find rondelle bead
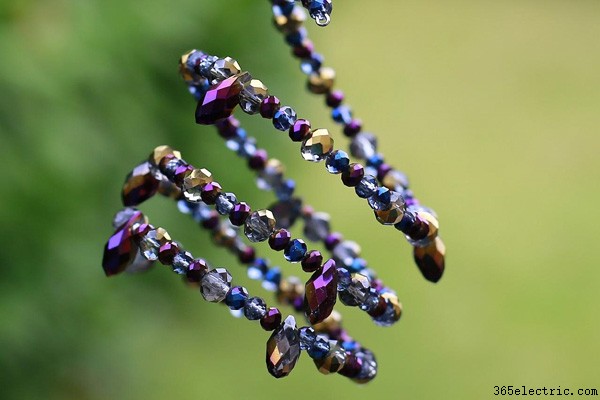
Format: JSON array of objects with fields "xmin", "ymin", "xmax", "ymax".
[
  {"xmin": 407, "ymin": 211, "xmax": 439, "ymax": 247},
  {"xmin": 413, "ymin": 237, "xmax": 446, "ymax": 283},
  {"xmin": 270, "ymin": 198, "xmax": 302, "ymax": 229},
  {"xmin": 372, "ymin": 293, "xmax": 402, "ymax": 327},
  {"xmin": 338, "ymin": 273, "xmax": 371, "ymax": 307},
  {"xmin": 301, "ymin": 250, "xmax": 323, "ymax": 273},
  {"xmin": 308, "ymin": 67, "xmax": 335, "ymax": 94},
  {"xmin": 149, "ymin": 145, "xmax": 181, "ymax": 167},
  {"xmin": 368, "ymin": 187, "xmax": 392, "ymax": 211},
  {"xmin": 240, "ymin": 79, "xmax": 269, "ymax": 114},
  {"xmin": 289, "ymin": 119, "xmax": 312, "ymax": 142},
  {"xmin": 341, "ymin": 163, "xmax": 365, "ymax": 187},
  {"xmin": 209, "ymin": 57, "xmax": 241, "ymax": 81},
  {"xmin": 304, "ymin": 212, "xmax": 331, "ymax": 242},
  {"xmin": 332, "ymin": 240, "xmax": 360, "ymax": 269},
  {"xmin": 257, "ymin": 158, "xmax": 285, "ymax": 190},
  {"xmin": 325, "ymin": 150, "xmax": 350, "ymax": 174},
  {"xmin": 374, "ymin": 191, "xmax": 405, "ymax": 225},
  {"xmin": 273, "ymin": 106, "xmax": 297, "ymax": 131},
  {"xmin": 269, "ymin": 229, "xmax": 292, "ymax": 251},
  {"xmin": 355, "ymin": 175, "xmax": 378, "ymax": 198},
  {"xmin": 200, "ymin": 268, "xmax": 233, "ymax": 302},
  {"xmin": 215, "ymin": 192, "xmax": 237, "ymax": 215},
  {"xmin": 266, "ymin": 315, "xmax": 301, "ymax": 378},
  {"xmin": 352, "ymin": 350, "xmax": 378, "ymax": 384},
  {"xmin": 324, "ymin": 232, "xmax": 342, "ymax": 251},
  {"xmin": 314, "ymin": 342, "xmax": 347, "ymax": 374},
  {"xmin": 139, "ymin": 227, "xmax": 171, "ymax": 261},
  {"xmin": 238, "ymin": 246, "xmax": 256, "ymax": 265},
  {"xmin": 200, "ymin": 181, "xmax": 222, "ymax": 205},
  {"xmin": 157, "ymin": 241, "xmax": 180, "ymax": 265},
  {"xmin": 284, "ymin": 239, "xmax": 307, "ymax": 262},
  {"xmin": 172, "ymin": 251, "xmax": 193, "ymax": 275},
  {"xmin": 248, "ymin": 149, "xmax": 268, "ymax": 171},
  {"xmin": 182, "ymin": 168, "xmax": 213, "ymax": 202},
  {"xmin": 229, "ymin": 202, "xmax": 251, "ymax": 226},
  {"xmin": 260, "ymin": 307, "xmax": 283, "ymax": 331},
  {"xmin": 350, "ymin": 132, "xmax": 377, "ymax": 160},
  {"xmin": 301, "ymin": 129, "xmax": 334, "ymax": 162},
  {"xmin": 307, "ymin": 335, "xmax": 330, "ymax": 359},
  {"xmin": 299, "ymin": 326, "xmax": 317, "ymax": 350},
  {"xmin": 300, "ymin": 53, "xmax": 323, "ymax": 75},
  {"xmin": 244, "ymin": 297, "xmax": 268, "ymax": 320},
  {"xmin": 343, "ymin": 119, "xmax": 362, "ymax": 137},
  {"xmin": 332, "ymin": 105, "xmax": 352, "ymax": 125},
  {"xmin": 260, "ymin": 95, "xmax": 281, "ymax": 119},
  {"xmin": 195, "ymin": 75, "xmax": 244, "ymax": 125},
  {"xmin": 244, "ymin": 209, "xmax": 276, "ymax": 242},
  {"xmin": 186, "ymin": 258, "xmax": 209, "ymax": 284},
  {"xmin": 273, "ymin": 5, "xmax": 306, "ymax": 34},
  {"xmin": 225, "ymin": 286, "xmax": 249, "ymax": 310},
  {"xmin": 382, "ymin": 169, "xmax": 410, "ymax": 192},
  {"xmin": 326, "ymin": 90, "xmax": 344, "ymax": 108},
  {"xmin": 179, "ymin": 50, "xmax": 202, "ymax": 83}
]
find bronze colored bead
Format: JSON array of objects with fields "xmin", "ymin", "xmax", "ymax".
[
  {"xmin": 212, "ymin": 225, "xmax": 237, "ymax": 248},
  {"xmin": 312, "ymin": 310, "xmax": 342, "ymax": 334},
  {"xmin": 273, "ymin": 6, "xmax": 306, "ymax": 34},
  {"xmin": 413, "ymin": 237, "xmax": 446, "ymax": 283},
  {"xmin": 374, "ymin": 192, "xmax": 405, "ymax": 225},
  {"xmin": 418, "ymin": 211, "xmax": 439, "ymax": 242},
  {"xmin": 308, "ymin": 67, "xmax": 335, "ymax": 95},
  {"xmin": 277, "ymin": 276, "xmax": 304, "ymax": 305},
  {"xmin": 149, "ymin": 145, "xmax": 181, "ymax": 167},
  {"xmin": 300, "ymin": 129, "xmax": 334, "ymax": 162},
  {"xmin": 382, "ymin": 170, "xmax": 409, "ymax": 192},
  {"xmin": 179, "ymin": 50, "xmax": 195, "ymax": 82},
  {"xmin": 314, "ymin": 342, "xmax": 347, "ymax": 374},
  {"xmin": 182, "ymin": 168, "xmax": 213, "ymax": 202},
  {"xmin": 157, "ymin": 179, "xmax": 182, "ymax": 199},
  {"xmin": 381, "ymin": 293, "xmax": 402, "ymax": 322},
  {"xmin": 122, "ymin": 162, "xmax": 159, "ymax": 207}
]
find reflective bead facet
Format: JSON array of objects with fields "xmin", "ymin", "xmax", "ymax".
[
  {"xmin": 372, "ymin": 293, "xmax": 403, "ymax": 327},
  {"xmin": 200, "ymin": 268, "xmax": 233, "ymax": 302},
  {"xmin": 149, "ymin": 145, "xmax": 181, "ymax": 167},
  {"xmin": 374, "ymin": 191, "xmax": 405, "ymax": 225},
  {"xmin": 341, "ymin": 163, "xmax": 365, "ymax": 187},
  {"xmin": 195, "ymin": 75, "xmax": 243, "ymax": 124},
  {"xmin": 244, "ymin": 297, "xmax": 268, "ymax": 320},
  {"xmin": 325, "ymin": 150, "xmax": 350, "ymax": 174},
  {"xmin": 244, "ymin": 209, "xmax": 276, "ymax": 243},
  {"xmin": 225, "ymin": 286, "xmax": 249, "ymax": 310},
  {"xmin": 304, "ymin": 212, "xmax": 331, "ymax": 242},
  {"xmin": 239, "ymin": 79, "xmax": 268, "ymax": 114},
  {"xmin": 382, "ymin": 169, "xmax": 410, "ymax": 192},
  {"xmin": 261, "ymin": 307, "xmax": 282, "ymax": 331},
  {"xmin": 339, "ymin": 273, "xmax": 371, "ymax": 307},
  {"xmin": 355, "ymin": 175, "xmax": 378, "ymax": 198},
  {"xmin": 273, "ymin": 106, "xmax": 297, "ymax": 131},
  {"xmin": 301, "ymin": 129, "xmax": 334, "ymax": 162},
  {"xmin": 102, "ymin": 211, "xmax": 145, "ymax": 276},
  {"xmin": 304, "ymin": 259, "xmax": 338, "ymax": 324},
  {"xmin": 209, "ymin": 57, "xmax": 241, "ymax": 81},
  {"xmin": 266, "ymin": 315, "xmax": 301, "ymax": 378},
  {"xmin": 182, "ymin": 168, "xmax": 213, "ymax": 202},
  {"xmin": 139, "ymin": 227, "xmax": 171, "ymax": 261},
  {"xmin": 122, "ymin": 162, "xmax": 160, "ymax": 207},
  {"xmin": 284, "ymin": 239, "xmax": 307, "ymax": 262},
  {"xmin": 308, "ymin": 67, "xmax": 335, "ymax": 94},
  {"xmin": 350, "ymin": 132, "xmax": 377, "ymax": 160},
  {"xmin": 413, "ymin": 237, "xmax": 446, "ymax": 283},
  {"xmin": 314, "ymin": 342, "xmax": 347, "ymax": 374}
]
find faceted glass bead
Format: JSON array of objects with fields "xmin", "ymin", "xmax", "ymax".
[
  {"xmin": 200, "ymin": 268, "xmax": 233, "ymax": 302},
  {"xmin": 269, "ymin": 198, "xmax": 302, "ymax": 229},
  {"xmin": 269, "ymin": 229, "xmax": 292, "ymax": 251},
  {"xmin": 301, "ymin": 250, "xmax": 323, "ymax": 273},
  {"xmin": 383, "ymin": 169, "xmax": 410, "ymax": 192},
  {"xmin": 215, "ymin": 192, "xmax": 237, "ymax": 215},
  {"xmin": 122, "ymin": 162, "xmax": 160, "ymax": 207},
  {"xmin": 304, "ymin": 259, "xmax": 338, "ymax": 324},
  {"xmin": 300, "ymin": 53, "xmax": 323, "ymax": 75},
  {"xmin": 225, "ymin": 286, "xmax": 249, "ymax": 310},
  {"xmin": 344, "ymin": 119, "xmax": 362, "ymax": 137},
  {"xmin": 256, "ymin": 158, "xmax": 284, "ymax": 191},
  {"xmin": 209, "ymin": 56, "xmax": 241, "ymax": 81},
  {"xmin": 326, "ymin": 90, "xmax": 344, "ymax": 108},
  {"xmin": 229, "ymin": 202, "xmax": 251, "ymax": 226},
  {"xmin": 182, "ymin": 168, "xmax": 213, "ymax": 202},
  {"xmin": 263, "ymin": 267, "xmax": 282, "ymax": 292},
  {"xmin": 301, "ymin": 129, "xmax": 334, "ymax": 162},
  {"xmin": 273, "ymin": 5, "xmax": 306, "ymax": 34},
  {"xmin": 336, "ymin": 267, "xmax": 352, "ymax": 291},
  {"xmin": 158, "ymin": 241, "xmax": 179, "ymax": 265},
  {"xmin": 239, "ymin": 79, "xmax": 268, "ymax": 114},
  {"xmin": 124, "ymin": 250, "xmax": 154, "ymax": 274},
  {"xmin": 284, "ymin": 239, "xmax": 307, "ymax": 262},
  {"xmin": 273, "ymin": 106, "xmax": 297, "ymax": 131},
  {"xmin": 112, "ymin": 208, "xmax": 139, "ymax": 230},
  {"xmin": 247, "ymin": 258, "xmax": 269, "ymax": 280},
  {"xmin": 261, "ymin": 307, "xmax": 283, "ymax": 331},
  {"xmin": 332, "ymin": 240, "xmax": 361, "ymax": 269},
  {"xmin": 372, "ymin": 293, "xmax": 402, "ymax": 327},
  {"xmin": 339, "ymin": 273, "xmax": 371, "ymax": 307},
  {"xmin": 407, "ymin": 211, "xmax": 439, "ymax": 247},
  {"xmin": 244, "ymin": 209, "xmax": 276, "ymax": 243},
  {"xmin": 266, "ymin": 315, "xmax": 301, "ymax": 378},
  {"xmin": 102, "ymin": 211, "xmax": 145, "ymax": 276},
  {"xmin": 332, "ymin": 105, "xmax": 352, "ymax": 125},
  {"xmin": 350, "ymin": 133, "xmax": 377, "ymax": 160},
  {"xmin": 355, "ymin": 175, "xmax": 378, "ymax": 199},
  {"xmin": 314, "ymin": 342, "xmax": 347, "ymax": 374},
  {"xmin": 368, "ymin": 187, "xmax": 392, "ymax": 211},
  {"xmin": 312, "ymin": 310, "xmax": 342, "ymax": 334},
  {"xmin": 274, "ymin": 179, "xmax": 295, "ymax": 201},
  {"xmin": 413, "ymin": 237, "xmax": 445, "ymax": 283},
  {"xmin": 186, "ymin": 258, "xmax": 209, "ymax": 284},
  {"xmin": 179, "ymin": 50, "xmax": 198, "ymax": 82},
  {"xmin": 244, "ymin": 297, "xmax": 268, "ymax": 320},
  {"xmin": 325, "ymin": 150, "xmax": 350, "ymax": 174},
  {"xmin": 172, "ymin": 251, "xmax": 193, "ymax": 275},
  {"xmin": 307, "ymin": 335, "xmax": 330, "ymax": 359},
  {"xmin": 374, "ymin": 191, "xmax": 406, "ymax": 225},
  {"xmin": 308, "ymin": 67, "xmax": 335, "ymax": 94},
  {"xmin": 276, "ymin": 276, "xmax": 304, "ymax": 306},
  {"xmin": 195, "ymin": 75, "xmax": 243, "ymax": 124},
  {"xmin": 353, "ymin": 350, "xmax": 378, "ymax": 384},
  {"xmin": 139, "ymin": 228, "xmax": 171, "ymax": 261},
  {"xmin": 200, "ymin": 181, "xmax": 222, "ymax": 205},
  {"xmin": 149, "ymin": 145, "xmax": 181, "ymax": 167},
  {"xmin": 341, "ymin": 163, "xmax": 365, "ymax": 187},
  {"xmin": 198, "ymin": 54, "xmax": 217, "ymax": 78},
  {"xmin": 260, "ymin": 95, "xmax": 281, "ymax": 119},
  {"xmin": 303, "ymin": 212, "xmax": 331, "ymax": 242},
  {"xmin": 299, "ymin": 326, "xmax": 317, "ymax": 350},
  {"xmin": 289, "ymin": 119, "xmax": 311, "ymax": 142}
]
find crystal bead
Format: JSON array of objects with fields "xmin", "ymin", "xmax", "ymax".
[
  {"xmin": 263, "ymin": 267, "xmax": 282, "ymax": 292},
  {"xmin": 215, "ymin": 192, "xmax": 237, "ymax": 215},
  {"xmin": 269, "ymin": 228, "xmax": 292, "ymax": 251},
  {"xmin": 195, "ymin": 75, "xmax": 243, "ymax": 124},
  {"xmin": 383, "ymin": 169, "xmax": 410, "ymax": 192},
  {"xmin": 273, "ymin": 5, "xmax": 306, "ymax": 34},
  {"xmin": 372, "ymin": 293, "xmax": 402, "ymax": 326},
  {"xmin": 301, "ymin": 250, "xmax": 323, "ymax": 273},
  {"xmin": 407, "ymin": 211, "xmax": 439, "ymax": 247},
  {"xmin": 266, "ymin": 315, "xmax": 301, "ymax": 379},
  {"xmin": 200, "ymin": 182, "xmax": 222, "ymax": 205},
  {"xmin": 324, "ymin": 232, "xmax": 342, "ymax": 251},
  {"xmin": 353, "ymin": 350, "xmax": 378, "ymax": 384},
  {"xmin": 289, "ymin": 119, "xmax": 311, "ymax": 142},
  {"xmin": 368, "ymin": 187, "xmax": 392, "ymax": 210},
  {"xmin": 332, "ymin": 240, "xmax": 361, "ymax": 269},
  {"xmin": 229, "ymin": 202, "xmax": 251, "ymax": 226},
  {"xmin": 273, "ymin": 106, "xmax": 297, "ymax": 131},
  {"xmin": 158, "ymin": 241, "xmax": 179, "ymax": 265},
  {"xmin": 303, "ymin": 212, "xmax": 331, "ymax": 242},
  {"xmin": 122, "ymin": 162, "xmax": 159, "ymax": 207},
  {"xmin": 285, "ymin": 26, "xmax": 306, "ymax": 46},
  {"xmin": 248, "ymin": 149, "xmax": 268, "ymax": 170},
  {"xmin": 339, "ymin": 273, "xmax": 371, "ymax": 307},
  {"xmin": 336, "ymin": 267, "xmax": 352, "ymax": 291},
  {"xmin": 112, "ymin": 208, "xmax": 139, "ymax": 230},
  {"xmin": 225, "ymin": 286, "xmax": 249, "ymax": 310},
  {"xmin": 212, "ymin": 224, "xmax": 237, "ymax": 247},
  {"xmin": 186, "ymin": 258, "xmax": 209, "ymax": 284},
  {"xmin": 355, "ymin": 175, "xmax": 378, "ymax": 198},
  {"xmin": 269, "ymin": 198, "xmax": 302, "ymax": 229},
  {"xmin": 149, "ymin": 145, "xmax": 181, "ymax": 167},
  {"xmin": 350, "ymin": 133, "xmax": 377, "ymax": 160},
  {"xmin": 341, "ymin": 163, "xmax": 364, "ymax": 186},
  {"xmin": 293, "ymin": 38, "xmax": 314, "ymax": 58},
  {"xmin": 197, "ymin": 54, "xmax": 217, "ymax": 78},
  {"xmin": 304, "ymin": 259, "xmax": 338, "ymax": 324},
  {"xmin": 413, "ymin": 237, "xmax": 445, "ymax": 283},
  {"xmin": 139, "ymin": 228, "xmax": 171, "ymax": 261},
  {"xmin": 182, "ymin": 168, "xmax": 213, "ymax": 202},
  {"xmin": 284, "ymin": 239, "xmax": 307, "ymax": 262},
  {"xmin": 308, "ymin": 0, "xmax": 333, "ymax": 26},
  {"xmin": 200, "ymin": 268, "xmax": 232, "ymax": 302},
  {"xmin": 307, "ymin": 335, "xmax": 330, "ymax": 359},
  {"xmin": 209, "ymin": 57, "xmax": 241, "ymax": 81},
  {"xmin": 260, "ymin": 307, "xmax": 282, "ymax": 331},
  {"xmin": 160, "ymin": 156, "xmax": 186, "ymax": 181},
  {"xmin": 314, "ymin": 342, "xmax": 347, "ymax": 374},
  {"xmin": 325, "ymin": 150, "xmax": 350, "ymax": 174},
  {"xmin": 308, "ymin": 67, "xmax": 335, "ymax": 94},
  {"xmin": 332, "ymin": 105, "xmax": 352, "ymax": 124},
  {"xmin": 300, "ymin": 53, "xmax": 323, "ymax": 75},
  {"xmin": 256, "ymin": 158, "xmax": 284, "ymax": 191},
  {"xmin": 299, "ymin": 326, "xmax": 317, "ymax": 350},
  {"xmin": 374, "ymin": 191, "xmax": 405, "ymax": 225},
  {"xmin": 260, "ymin": 95, "xmax": 281, "ymax": 119},
  {"xmin": 326, "ymin": 90, "xmax": 344, "ymax": 108},
  {"xmin": 344, "ymin": 119, "xmax": 362, "ymax": 137},
  {"xmin": 102, "ymin": 211, "xmax": 145, "ymax": 276},
  {"xmin": 301, "ymin": 129, "xmax": 334, "ymax": 162},
  {"xmin": 179, "ymin": 50, "xmax": 201, "ymax": 83},
  {"xmin": 359, "ymin": 288, "xmax": 380, "ymax": 312},
  {"xmin": 244, "ymin": 297, "xmax": 268, "ymax": 320},
  {"xmin": 172, "ymin": 251, "xmax": 193, "ymax": 275},
  {"xmin": 243, "ymin": 209, "xmax": 276, "ymax": 243},
  {"xmin": 247, "ymin": 258, "xmax": 269, "ymax": 280},
  {"xmin": 239, "ymin": 79, "xmax": 268, "ymax": 114},
  {"xmin": 274, "ymin": 179, "xmax": 295, "ymax": 201}
]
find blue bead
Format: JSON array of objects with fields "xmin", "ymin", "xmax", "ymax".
[
  {"xmin": 366, "ymin": 153, "xmax": 384, "ymax": 168},
  {"xmin": 342, "ymin": 340, "xmax": 359, "ymax": 352},
  {"xmin": 275, "ymin": 179, "xmax": 295, "ymax": 201},
  {"xmin": 279, "ymin": 1, "xmax": 295, "ymax": 15},
  {"xmin": 355, "ymin": 175, "xmax": 378, "ymax": 198},
  {"xmin": 325, "ymin": 150, "xmax": 350, "ymax": 174},
  {"xmin": 309, "ymin": 0, "xmax": 333, "ymax": 14},
  {"xmin": 225, "ymin": 286, "xmax": 249, "ymax": 310},
  {"xmin": 262, "ymin": 267, "xmax": 282, "ymax": 292},
  {"xmin": 307, "ymin": 335, "xmax": 330, "ymax": 359},
  {"xmin": 247, "ymin": 258, "xmax": 269, "ymax": 280},
  {"xmin": 285, "ymin": 27, "xmax": 307, "ymax": 46},
  {"xmin": 368, "ymin": 187, "xmax": 392, "ymax": 210},
  {"xmin": 299, "ymin": 326, "xmax": 317, "ymax": 350},
  {"xmin": 332, "ymin": 105, "xmax": 352, "ymax": 124},
  {"xmin": 336, "ymin": 267, "xmax": 351, "ymax": 291},
  {"xmin": 273, "ymin": 106, "xmax": 297, "ymax": 131},
  {"xmin": 300, "ymin": 53, "xmax": 323, "ymax": 75},
  {"xmin": 284, "ymin": 239, "xmax": 307, "ymax": 262},
  {"xmin": 243, "ymin": 297, "xmax": 267, "ymax": 320},
  {"xmin": 177, "ymin": 199, "xmax": 197, "ymax": 215},
  {"xmin": 348, "ymin": 257, "xmax": 367, "ymax": 273},
  {"xmin": 394, "ymin": 210, "xmax": 417, "ymax": 233},
  {"xmin": 215, "ymin": 192, "xmax": 237, "ymax": 215}
]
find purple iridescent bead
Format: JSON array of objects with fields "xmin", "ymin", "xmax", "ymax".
[{"xmin": 341, "ymin": 163, "xmax": 365, "ymax": 187}]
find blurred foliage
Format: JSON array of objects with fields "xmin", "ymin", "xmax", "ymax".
[{"xmin": 1, "ymin": 0, "xmax": 599, "ymax": 399}]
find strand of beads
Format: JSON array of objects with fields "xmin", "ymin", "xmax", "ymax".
[
  {"xmin": 267, "ymin": 3, "xmax": 446, "ymax": 282},
  {"xmin": 101, "ymin": 207, "xmax": 376, "ymax": 382}
]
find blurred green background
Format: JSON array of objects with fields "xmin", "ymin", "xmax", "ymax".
[{"xmin": 1, "ymin": 0, "xmax": 599, "ymax": 398}]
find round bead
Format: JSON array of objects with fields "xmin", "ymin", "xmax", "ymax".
[
  {"xmin": 200, "ymin": 268, "xmax": 233, "ymax": 302},
  {"xmin": 289, "ymin": 119, "xmax": 312, "ymax": 142},
  {"xmin": 199, "ymin": 181, "xmax": 222, "ymax": 204},
  {"xmin": 301, "ymin": 250, "xmax": 323, "ymax": 272},
  {"xmin": 229, "ymin": 202, "xmax": 251, "ymax": 226},
  {"xmin": 244, "ymin": 209, "xmax": 276, "ymax": 243},
  {"xmin": 248, "ymin": 149, "xmax": 268, "ymax": 170},
  {"xmin": 324, "ymin": 232, "xmax": 342, "ymax": 251},
  {"xmin": 260, "ymin": 95, "xmax": 281, "ymax": 119},
  {"xmin": 171, "ymin": 250, "xmax": 193, "ymax": 275},
  {"xmin": 350, "ymin": 133, "xmax": 377, "ymax": 160},
  {"xmin": 273, "ymin": 106, "xmax": 297, "ymax": 131},
  {"xmin": 238, "ymin": 246, "xmax": 256, "ymax": 265},
  {"xmin": 149, "ymin": 145, "xmax": 181, "ymax": 167},
  {"xmin": 301, "ymin": 129, "xmax": 334, "ymax": 162},
  {"xmin": 293, "ymin": 39, "xmax": 314, "ymax": 58},
  {"xmin": 372, "ymin": 293, "xmax": 402, "ymax": 327},
  {"xmin": 341, "ymin": 163, "xmax": 365, "ymax": 187},
  {"xmin": 368, "ymin": 187, "xmax": 392, "ymax": 210},
  {"xmin": 332, "ymin": 105, "xmax": 352, "ymax": 125},
  {"xmin": 182, "ymin": 168, "xmax": 214, "ymax": 202},
  {"xmin": 158, "ymin": 242, "xmax": 179, "ymax": 265},
  {"xmin": 299, "ymin": 326, "xmax": 317, "ymax": 350},
  {"xmin": 325, "ymin": 150, "xmax": 350, "ymax": 174},
  {"xmin": 225, "ymin": 286, "xmax": 249, "ymax": 310},
  {"xmin": 215, "ymin": 192, "xmax": 237, "ymax": 215},
  {"xmin": 308, "ymin": 67, "xmax": 335, "ymax": 94},
  {"xmin": 300, "ymin": 53, "xmax": 323, "ymax": 75},
  {"xmin": 332, "ymin": 240, "xmax": 360, "ymax": 269},
  {"xmin": 243, "ymin": 297, "xmax": 268, "ymax": 320},
  {"xmin": 186, "ymin": 258, "xmax": 209, "ymax": 284},
  {"xmin": 269, "ymin": 229, "xmax": 292, "ymax": 251},
  {"xmin": 374, "ymin": 191, "xmax": 405, "ymax": 225},
  {"xmin": 338, "ymin": 273, "xmax": 371, "ymax": 307},
  {"xmin": 261, "ymin": 307, "xmax": 283, "ymax": 331},
  {"xmin": 240, "ymin": 79, "xmax": 269, "ymax": 114},
  {"xmin": 314, "ymin": 342, "xmax": 347, "ymax": 374},
  {"xmin": 343, "ymin": 119, "xmax": 362, "ymax": 137},
  {"xmin": 284, "ymin": 239, "xmax": 307, "ymax": 263},
  {"xmin": 209, "ymin": 56, "xmax": 241, "ymax": 80},
  {"xmin": 326, "ymin": 90, "xmax": 344, "ymax": 108},
  {"xmin": 303, "ymin": 212, "xmax": 331, "ymax": 242},
  {"xmin": 139, "ymin": 228, "xmax": 171, "ymax": 261},
  {"xmin": 355, "ymin": 175, "xmax": 378, "ymax": 198}
]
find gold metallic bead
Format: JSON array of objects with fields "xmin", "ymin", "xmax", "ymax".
[
  {"xmin": 157, "ymin": 179, "xmax": 181, "ymax": 199},
  {"xmin": 413, "ymin": 237, "xmax": 446, "ymax": 283},
  {"xmin": 312, "ymin": 310, "xmax": 342, "ymax": 334},
  {"xmin": 273, "ymin": 6, "xmax": 306, "ymax": 34},
  {"xmin": 277, "ymin": 276, "xmax": 304, "ymax": 305},
  {"xmin": 179, "ymin": 50, "xmax": 195, "ymax": 82},
  {"xmin": 300, "ymin": 129, "xmax": 334, "ymax": 162},
  {"xmin": 381, "ymin": 293, "xmax": 403, "ymax": 322},
  {"xmin": 308, "ymin": 67, "xmax": 335, "ymax": 94},
  {"xmin": 149, "ymin": 145, "xmax": 181, "ymax": 167},
  {"xmin": 212, "ymin": 225, "xmax": 237, "ymax": 248},
  {"xmin": 239, "ymin": 79, "xmax": 269, "ymax": 114},
  {"xmin": 210, "ymin": 56, "xmax": 241, "ymax": 80},
  {"xmin": 417, "ymin": 211, "xmax": 439, "ymax": 243},
  {"xmin": 182, "ymin": 168, "xmax": 213, "ymax": 202},
  {"xmin": 382, "ymin": 170, "xmax": 409, "ymax": 192},
  {"xmin": 314, "ymin": 342, "xmax": 347, "ymax": 374}
]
